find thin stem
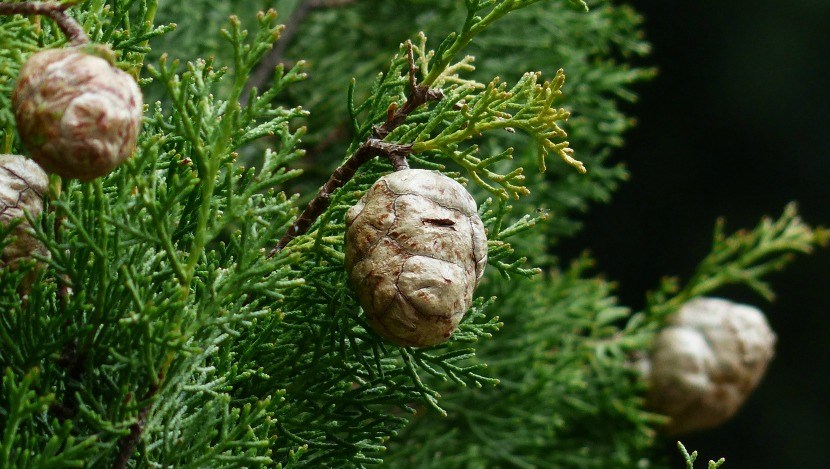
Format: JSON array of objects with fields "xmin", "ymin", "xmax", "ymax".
[
  {"xmin": 113, "ymin": 19, "xmax": 255, "ymax": 462},
  {"xmin": 270, "ymin": 40, "xmax": 443, "ymax": 255},
  {"xmin": 269, "ymin": 139, "xmax": 411, "ymax": 257},
  {"xmin": 0, "ymin": 1, "xmax": 90, "ymax": 45},
  {"xmin": 113, "ymin": 380, "xmax": 160, "ymax": 469},
  {"xmin": 47, "ymin": 175, "xmax": 72, "ymax": 304},
  {"xmin": 422, "ymin": 1, "xmax": 516, "ymax": 87}
]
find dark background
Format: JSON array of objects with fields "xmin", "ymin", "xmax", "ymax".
[{"xmin": 562, "ymin": 1, "xmax": 830, "ymax": 467}]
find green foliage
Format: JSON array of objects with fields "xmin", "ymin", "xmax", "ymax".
[
  {"xmin": 408, "ymin": 67, "xmax": 580, "ymax": 198},
  {"xmin": 156, "ymin": 0, "xmax": 652, "ymax": 244},
  {"xmin": 0, "ymin": 0, "xmax": 822, "ymax": 467},
  {"xmin": 2, "ymin": 3, "xmax": 308, "ymax": 465},
  {"xmin": 0, "ymin": 368, "xmax": 97, "ymax": 468},
  {"xmin": 385, "ymin": 256, "xmax": 660, "ymax": 468},
  {"xmin": 678, "ymin": 441, "xmax": 726, "ymax": 469},
  {"xmin": 272, "ymin": 0, "xmax": 654, "ymax": 244},
  {"xmin": 644, "ymin": 203, "xmax": 826, "ymax": 324},
  {"xmin": 382, "ymin": 206, "xmax": 818, "ymax": 468}
]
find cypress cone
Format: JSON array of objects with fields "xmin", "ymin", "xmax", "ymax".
[
  {"xmin": 12, "ymin": 46, "xmax": 143, "ymax": 181},
  {"xmin": 345, "ymin": 169, "xmax": 488, "ymax": 347},
  {"xmin": 644, "ymin": 297, "xmax": 776, "ymax": 435},
  {"xmin": 0, "ymin": 154, "xmax": 49, "ymax": 283}
]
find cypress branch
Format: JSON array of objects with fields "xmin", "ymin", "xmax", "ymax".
[
  {"xmin": 0, "ymin": 1, "xmax": 89, "ymax": 45},
  {"xmin": 0, "ymin": 0, "xmax": 822, "ymax": 466},
  {"xmin": 271, "ymin": 40, "xmax": 443, "ymax": 255},
  {"xmin": 242, "ymin": 0, "xmax": 355, "ymax": 104}
]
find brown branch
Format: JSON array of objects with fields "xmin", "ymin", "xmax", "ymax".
[
  {"xmin": 113, "ymin": 378, "xmax": 161, "ymax": 469},
  {"xmin": 48, "ymin": 340, "xmax": 86, "ymax": 421},
  {"xmin": 269, "ymin": 139, "xmax": 411, "ymax": 256},
  {"xmin": 0, "ymin": 1, "xmax": 90, "ymax": 45},
  {"xmin": 240, "ymin": 0, "xmax": 355, "ymax": 104},
  {"xmin": 269, "ymin": 40, "xmax": 443, "ymax": 256}
]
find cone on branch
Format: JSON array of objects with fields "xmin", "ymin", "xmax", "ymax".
[
  {"xmin": 12, "ymin": 46, "xmax": 143, "ymax": 181},
  {"xmin": 0, "ymin": 154, "xmax": 49, "ymax": 286},
  {"xmin": 643, "ymin": 297, "xmax": 776, "ymax": 435},
  {"xmin": 345, "ymin": 169, "xmax": 488, "ymax": 347}
]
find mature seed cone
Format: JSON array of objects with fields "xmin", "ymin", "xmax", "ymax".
[
  {"xmin": 345, "ymin": 169, "xmax": 488, "ymax": 347},
  {"xmin": 0, "ymin": 154, "xmax": 49, "ymax": 277},
  {"xmin": 12, "ymin": 46, "xmax": 143, "ymax": 181},
  {"xmin": 644, "ymin": 297, "xmax": 776, "ymax": 435}
]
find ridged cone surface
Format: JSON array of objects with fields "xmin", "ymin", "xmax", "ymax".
[
  {"xmin": 13, "ymin": 48, "xmax": 143, "ymax": 181},
  {"xmin": 646, "ymin": 297, "xmax": 776, "ymax": 435},
  {"xmin": 345, "ymin": 169, "xmax": 487, "ymax": 347},
  {"xmin": 0, "ymin": 154, "xmax": 49, "ymax": 277}
]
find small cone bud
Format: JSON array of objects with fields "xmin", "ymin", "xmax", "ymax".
[
  {"xmin": 13, "ymin": 46, "xmax": 143, "ymax": 181},
  {"xmin": 345, "ymin": 169, "xmax": 488, "ymax": 347},
  {"xmin": 645, "ymin": 297, "xmax": 776, "ymax": 435},
  {"xmin": 0, "ymin": 154, "xmax": 49, "ymax": 278}
]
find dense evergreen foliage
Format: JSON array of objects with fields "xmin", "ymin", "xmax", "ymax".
[{"xmin": 0, "ymin": 0, "xmax": 822, "ymax": 466}]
